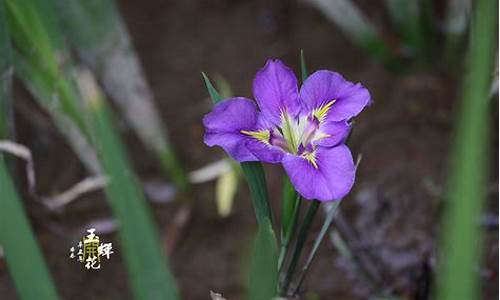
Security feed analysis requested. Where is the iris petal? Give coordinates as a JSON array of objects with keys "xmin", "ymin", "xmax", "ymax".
[
  {"xmin": 282, "ymin": 145, "xmax": 355, "ymax": 201},
  {"xmin": 253, "ymin": 59, "xmax": 301, "ymax": 125},
  {"xmin": 203, "ymin": 97, "xmax": 259, "ymax": 162},
  {"xmin": 246, "ymin": 139, "xmax": 285, "ymax": 163},
  {"xmin": 300, "ymin": 70, "xmax": 371, "ymax": 122},
  {"xmin": 313, "ymin": 121, "xmax": 350, "ymax": 147}
]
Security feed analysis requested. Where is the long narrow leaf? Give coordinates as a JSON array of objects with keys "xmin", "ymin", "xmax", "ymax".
[
  {"xmin": 0, "ymin": 5, "xmax": 59, "ymax": 298},
  {"xmin": 0, "ymin": 156, "xmax": 60, "ymax": 300},
  {"xmin": 247, "ymin": 218, "xmax": 278, "ymax": 300},
  {"xmin": 291, "ymin": 200, "xmax": 341, "ymax": 294},
  {"xmin": 6, "ymin": 0, "xmax": 86, "ymax": 132},
  {"xmin": 281, "ymin": 200, "xmax": 320, "ymax": 294},
  {"xmin": 280, "ymin": 176, "xmax": 298, "ymax": 244},
  {"xmin": 12, "ymin": 52, "xmax": 101, "ymax": 173},
  {"xmin": 79, "ymin": 70, "xmax": 179, "ymax": 300},
  {"xmin": 278, "ymin": 176, "xmax": 300, "ymax": 270},
  {"xmin": 54, "ymin": 0, "xmax": 188, "ymax": 190},
  {"xmin": 6, "ymin": 0, "xmax": 101, "ymax": 174},
  {"xmin": 436, "ymin": 1, "xmax": 497, "ymax": 299},
  {"xmin": 0, "ymin": 0, "xmax": 13, "ymax": 139}
]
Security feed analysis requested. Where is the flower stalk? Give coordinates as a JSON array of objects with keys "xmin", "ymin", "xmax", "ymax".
[
  {"xmin": 280, "ymin": 200, "xmax": 320, "ymax": 295},
  {"xmin": 291, "ymin": 199, "xmax": 342, "ymax": 295},
  {"xmin": 278, "ymin": 194, "xmax": 302, "ymax": 271}
]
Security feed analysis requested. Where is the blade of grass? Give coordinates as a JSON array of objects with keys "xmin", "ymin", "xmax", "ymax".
[
  {"xmin": 247, "ymin": 217, "xmax": 278, "ymax": 300},
  {"xmin": 6, "ymin": 0, "xmax": 86, "ymax": 132},
  {"xmin": 12, "ymin": 52, "xmax": 101, "ymax": 173},
  {"xmin": 0, "ymin": 0, "xmax": 13, "ymax": 139},
  {"xmin": 0, "ymin": 8, "xmax": 58, "ymax": 299},
  {"xmin": 0, "ymin": 156, "xmax": 60, "ymax": 300},
  {"xmin": 54, "ymin": 0, "xmax": 188, "ymax": 190},
  {"xmin": 436, "ymin": 1, "xmax": 497, "ymax": 300},
  {"xmin": 6, "ymin": 0, "xmax": 101, "ymax": 174},
  {"xmin": 202, "ymin": 72, "xmax": 274, "ymax": 226},
  {"xmin": 79, "ymin": 70, "xmax": 179, "ymax": 300}
]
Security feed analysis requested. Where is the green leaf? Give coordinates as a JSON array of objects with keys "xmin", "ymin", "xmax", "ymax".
[
  {"xmin": 300, "ymin": 49, "xmax": 308, "ymax": 83},
  {"xmin": 436, "ymin": 1, "xmax": 497, "ymax": 300},
  {"xmin": 82, "ymin": 73, "xmax": 179, "ymax": 300},
  {"xmin": 54, "ymin": 0, "xmax": 188, "ymax": 190},
  {"xmin": 280, "ymin": 175, "xmax": 298, "ymax": 242},
  {"xmin": 202, "ymin": 72, "xmax": 223, "ymax": 104},
  {"xmin": 7, "ymin": 0, "xmax": 88, "ymax": 134},
  {"xmin": 6, "ymin": 0, "xmax": 100, "ymax": 173},
  {"xmin": 51, "ymin": 0, "xmax": 116, "ymax": 50},
  {"xmin": 281, "ymin": 200, "xmax": 320, "ymax": 294},
  {"xmin": 0, "ymin": 1, "xmax": 12, "ymax": 139},
  {"xmin": 0, "ymin": 157, "xmax": 60, "ymax": 300},
  {"xmin": 0, "ymin": 9, "xmax": 59, "ymax": 297},
  {"xmin": 241, "ymin": 162, "xmax": 274, "ymax": 225},
  {"xmin": 247, "ymin": 218, "xmax": 278, "ymax": 300},
  {"xmin": 292, "ymin": 200, "xmax": 341, "ymax": 293}
]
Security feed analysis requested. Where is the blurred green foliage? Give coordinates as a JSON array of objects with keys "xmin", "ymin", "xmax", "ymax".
[{"xmin": 436, "ymin": 1, "xmax": 498, "ymax": 300}]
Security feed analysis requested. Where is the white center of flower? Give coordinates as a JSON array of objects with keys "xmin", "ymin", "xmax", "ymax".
[{"xmin": 241, "ymin": 100, "xmax": 336, "ymax": 168}]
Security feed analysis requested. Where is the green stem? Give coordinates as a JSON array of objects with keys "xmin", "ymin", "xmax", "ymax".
[
  {"xmin": 436, "ymin": 1, "xmax": 497, "ymax": 300},
  {"xmin": 278, "ymin": 195, "xmax": 302, "ymax": 271},
  {"xmin": 280, "ymin": 200, "xmax": 320, "ymax": 295},
  {"xmin": 241, "ymin": 162, "xmax": 274, "ymax": 226},
  {"xmin": 291, "ymin": 200, "xmax": 341, "ymax": 295}
]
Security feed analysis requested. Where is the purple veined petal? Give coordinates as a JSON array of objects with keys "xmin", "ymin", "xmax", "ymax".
[
  {"xmin": 282, "ymin": 144, "xmax": 355, "ymax": 201},
  {"xmin": 313, "ymin": 121, "xmax": 351, "ymax": 147},
  {"xmin": 255, "ymin": 112, "xmax": 275, "ymax": 130},
  {"xmin": 203, "ymin": 97, "xmax": 259, "ymax": 162},
  {"xmin": 300, "ymin": 70, "xmax": 371, "ymax": 122},
  {"xmin": 252, "ymin": 59, "xmax": 301, "ymax": 125},
  {"xmin": 245, "ymin": 138, "xmax": 285, "ymax": 163}
]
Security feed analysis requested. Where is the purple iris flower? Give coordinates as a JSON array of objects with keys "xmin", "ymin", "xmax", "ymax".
[{"xmin": 203, "ymin": 59, "xmax": 371, "ymax": 201}]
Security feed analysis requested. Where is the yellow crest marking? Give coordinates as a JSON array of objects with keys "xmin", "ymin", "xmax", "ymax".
[
  {"xmin": 301, "ymin": 151, "xmax": 319, "ymax": 169},
  {"xmin": 241, "ymin": 129, "xmax": 270, "ymax": 144},
  {"xmin": 313, "ymin": 99, "xmax": 336, "ymax": 123}
]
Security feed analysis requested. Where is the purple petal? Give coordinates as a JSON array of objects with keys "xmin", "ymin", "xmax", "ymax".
[
  {"xmin": 246, "ymin": 139, "xmax": 285, "ymax": 163},
  {"xmin": 253, "ymin": 59, "xmax": 301, "ymax": 125},
  {"xmin": 300, "ymin": 70, "xmax": 371, "ymax": 121},
  {"xmin": 203, "ymin": 97, "xmax": 258, "ymax": 162},
  {"xmin": 314, "ymin": 121, "xmax": 351, "ymax": 147},
  {"xmin": 282, "ymin": 145, "xmax": 355, "ymax": 201}
]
